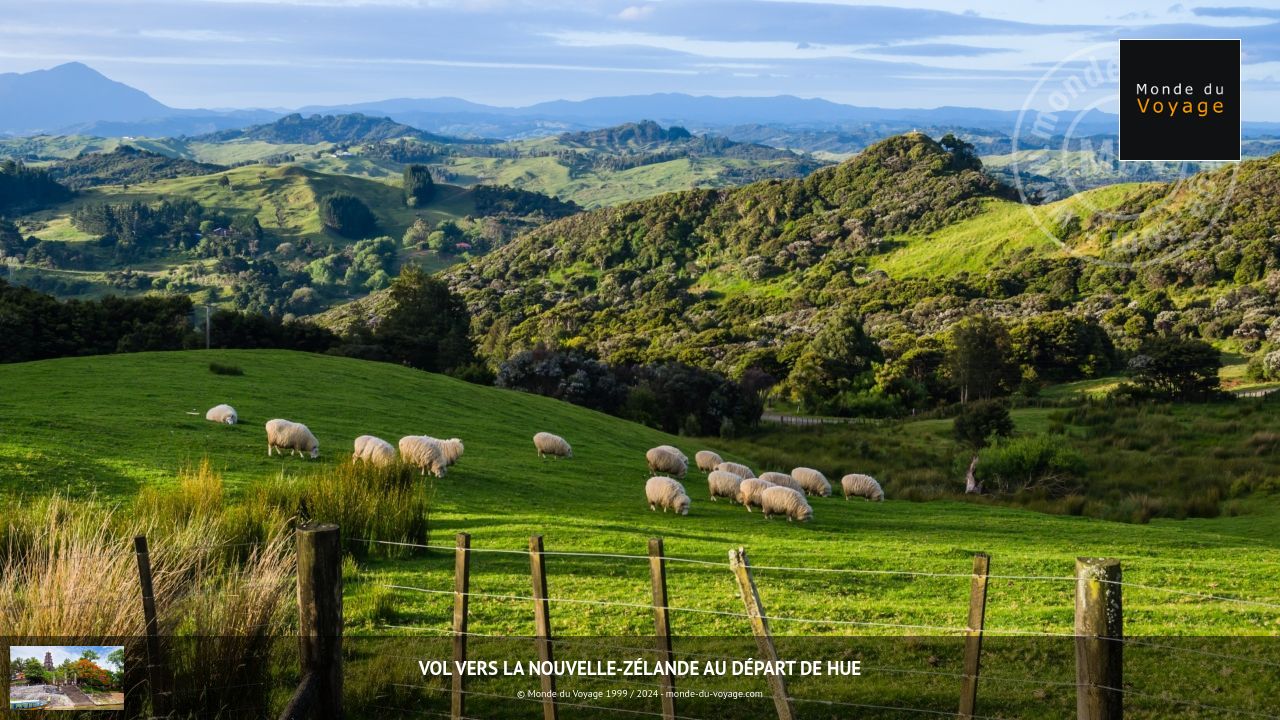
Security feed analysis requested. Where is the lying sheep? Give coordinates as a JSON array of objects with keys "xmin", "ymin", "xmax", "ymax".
[
  {"xmin": 760, "ymin": 486, "xmax": 813, "ymax": 522},
  {"xmin": 533, "ymin": 432, "xmax": 573, "ymax": 459},
  {"xmin": 206, "ymin": 404, "xmax": 238, "ymax": 425},
  {"xmin": 759, "ymin": 471, "xmax": 804, "ymax": 493},
  {"xmin": 265, "ymin": 419, "xmax": 319, "ymax": 459},
  {"xmin": 695, "ymin": 450, "xmax": 723, "ymax": 473},
  {"xmin": 791, "ymin": 467, "xmax": 832, "ymax": 497},
  {"xmin": 841, "ymin": 473, "xmax": 884, "ymax": 502},
  {"xmin": 707, "ymin": 470, "xmax": 743, "ymax": 503},
  {"xmin": 399, "ymin": 435, "xmax": 449, "ymax": 477},
  {"xmin": 716, "ymin": 461, "xmax": 756, "ymax": 479},
  {"xmin": 647, "ymin": 446, "xmax": 688, "ymax": 478},
  {"xmin": 439, "ymin": 438, "xmax": 465, "ymax": 466},
  {"xmin": 353, "ymin": 435, "xmax": 396, "ymax": 467},
  {"xmin": 737, "ymin": 477, "xmax": 776, "ymax": 512},
  {"xmin": 645, "ymin": 476, "xmax": 691, "ymax": 516}
]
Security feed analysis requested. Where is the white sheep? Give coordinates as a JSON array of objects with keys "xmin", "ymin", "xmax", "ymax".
[
  {"xmin": 205, "ymin": 404, "xmax": 238, "ymax": 425},
  {"xmin": 695, "ymin": 450, "xmax": 723, "ymax": 473},
  {"xmin": 353, "ymin": 435, "xmax": 396, "ymax": 467},
  {"xmin": 645, "ymin": 476, "xmax": 691, "ymax": 515},
  {"xmin": 737, "ymin": 477, "xmax": 776, "ymax": 512},
  {"xmin": 716, "ymin": 461, "xmax": 755, "ymax": 479},
  {"xmin": 759, "ymin": 471, "xmax": 804, "ymax": 493},
  {"xmin": 533, "ymin": 432, "xmax": 573, "ymax": 459},
  {"xmin": 841, "ymin": 473, "xmax": 884, "ymax": 502},
  {"xmin": 707, "ymin": 470, "xmax": 743, "ymax": 503},
  {"xmin": 399, "ymin": 435, "xmax": 449, "ymax": 477},
  {"xmin": 439, "ymin": 438, "xmax": 465, "ymax": 466},
  {"xmin": 265, "ymin": 419, "xmax": 319, "ymax": 459},
  {"xmin": 656, "ymin": 445, "xmax": 689, "ymax": 463},
  {"xmin": 760, "ymin": 486, "xmax": 813, "ymax": 522},
  {"xmin": 646, "ymin": 446, "xmax": 688, "ymax": 478},
  {"xmin": 791, "ymin": 467, "xmax": 832, "ymax": 497}
]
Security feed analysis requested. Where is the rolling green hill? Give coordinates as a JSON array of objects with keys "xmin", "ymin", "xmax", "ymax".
[{"xmin": 1, "ymin": 348, "xmax": 1278, "ymax": 645}]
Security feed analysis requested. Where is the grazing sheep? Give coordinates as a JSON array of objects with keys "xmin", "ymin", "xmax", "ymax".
[
  {"xmin": 353, "ymin": 435, "xmax": 396, "ymax": 467},
  {"xmin": 737, "ymin": 477, "xmax": 776, "ymax": 512},
  {"xmin": 695, "ymin": 450, "xmax": 724, "ymax": 473},
  {"xmin": 646, "ymin": 446, "xmax": 688, "ymax": 478},
  {"xmin": 439, "ymin": 438, "xmax": 465, "ymax": 466},
  {"xmin": 265, "ymin": 419, "xmax": 319, "ymax": 459},
  {"xmin": 707, "ymin": 470, "xmax": 743, "ymax": 503},
  {"xmin": 399, "ymin": 435, "xmax": 449, "ymax": 477},
  {"xmin": 645, "ymin": 476, "xmax": 691, "ymax": 515},
  {"xmin": 841, "ymin": 474, "xmax": 884, "ymax": 502},
  {"xmin": 760, "ymin": 486, "xmax": 814, "ymax": 522},
  {"xmin": 533, "ymin": 432, "xmax": 573, "ymax": 459},
  {"xmin": 759, "ymin": 471, "xmax": 804, "ymax": 493},
  {"xmin": 656, "ymin": 445, "xmax": 689, "ymax": 463},
  {"xmin": 791, "ymin": 467, "xmax": 832, "ymax": 497},
  {"xmin": 206, "ymin": 404, "xmax": 238, "ymax": 425},
  {"xmin": 716, "ymin": 461, "xmax": 756, "ymax": 479}
]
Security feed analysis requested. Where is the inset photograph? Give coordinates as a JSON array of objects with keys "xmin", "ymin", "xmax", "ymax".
[{"xmin": 8, "ymin": 646, "xmax": 124, "ymax": 711}]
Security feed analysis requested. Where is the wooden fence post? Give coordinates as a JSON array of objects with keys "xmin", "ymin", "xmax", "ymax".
[
  {"xmin": 296, "ymin": 523, "xmax": 343, "ymax": 720},
  {"xmin": 452, "ymin": 533, "xmax": 471, "ymax": 720},
  {"xmin": 529, "ymin": 535, "xmax": 558, "ymax": 720},
  {"xmin": 648, "ymin": 538, "xmax": 677, "ymax": 720},
  {"xmin": 1075, "ymin": 558, "xmax": 1122, "ymax": 720},
  {"xmin": 134, "ymin": 535, "xmax": 169, "ymax": 717},
  {"xmin": 729, "ymin": 547, "xmax": 795, "ymax": 720},
  {"xmin": 958, "ymin": 552, "xmax": 990, "ymax": 719}
]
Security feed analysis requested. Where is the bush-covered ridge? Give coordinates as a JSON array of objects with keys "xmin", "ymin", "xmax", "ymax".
[
  {"xmin": 196, "ymin": 113, "xmax": 472, "ymax": 145},
  {"xmin": 49, "ymin": 145, "xmax": 225, "ymax": 189}
]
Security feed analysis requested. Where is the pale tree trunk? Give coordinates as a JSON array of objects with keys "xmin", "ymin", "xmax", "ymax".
[{"xmin": 964, "ymin": 453, "xmax": 982, "ymax": 494}]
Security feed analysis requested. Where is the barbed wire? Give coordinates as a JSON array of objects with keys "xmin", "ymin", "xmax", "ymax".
[{"xmin": 350, "ymin": 538, "xmax": 728, "ymax": 567}]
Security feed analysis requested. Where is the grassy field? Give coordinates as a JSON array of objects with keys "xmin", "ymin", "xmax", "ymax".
[{"xmin": 1, "ymin": 349, "xmax": 1278, "ymax": 643}]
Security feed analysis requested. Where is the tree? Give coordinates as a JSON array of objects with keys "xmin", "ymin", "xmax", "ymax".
[
  {"xmin": 318, "ymin": 192, "xmax": 377, "ymax": 239},
  {"xmin": 1127, "ymin": 336, "xmax": 1221, "ymax": 401},
  {"xmin": 107, "ymin": 648, "xmax": 125, "ymax": 671},
  {"xmin": 944, "ymin": 314, "xmax": 1020, "ymax": 403},
  {"xmin": 373, "ymin": 265, "xmax": 476, "ymax": 372},
  {"xmin": 787, "ymin": 307, "xmax": 881, "ymax": 412},
  {"xmin": 81, "ymin": 649, "xmax": 99, "ymax": 661},
  {"xmin": 953, "ymin": 399, "xmax": 1014, "ymax": 493},
  {"xmin": 403, "ymin": 164, "xmax": 435, "ymax": 206}
]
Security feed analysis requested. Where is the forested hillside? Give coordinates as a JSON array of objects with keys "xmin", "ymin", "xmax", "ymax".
[
  {"xmin": 447, "ymin": 132, "xmax": 1280, "ymax": 414},
  {"xmin": 49, "ymin": 146, "xmax": 225, "ymax": 189}
]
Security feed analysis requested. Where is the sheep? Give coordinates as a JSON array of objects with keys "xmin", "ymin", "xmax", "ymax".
[
  {"xmin": 399, "ymin": 435, "xmax": 449, "ymax": 477},
  {"xmin": 841, "ymin": 473, "xmax": 884, "ymax": 502},
  {"xmin": 646, "ymin": 446, "xmax": 688, "ymax": 478},
  {"xmin": 656, "ymin": 445, "xmax": 689, "ymax": 463},
  {"xmin": 353, "ymin": 435, "xmax": 396, "ymax": 467},
  {"xmin": 439, "ymin": 438, "xmax": 465, "ymax": 466},
  {"xmin": 533, "ymin": 432, "xmax": 573, "ymax": 459},
  {"xmin": 205, "ymin": 404, "xmax": 238, "ymax": 425},
  {"xmin": 737, "ymin": 477, "xmax": 776, "ymax": 512},
  {"xmin": 645, "ymin": 476, "xmax": 691, "ymax": 515},
  {"xmin": 760, "ymin": 486, "xmax": 813, "ymax": 522},
  {"xmin": 759, "ymin": 471, "xmax": 804, "ymax": 493},
  {"xmin": 695, "ymin": 450, "xmax": 723, "ymax": 473},
  {"xmin": 265, "ymin": 419, "xmax": 319, "ymax": 459},
  {"xmin": 791, "ymin": 467, "xmax": 832, "ymax": 497},
  {"xmin": 707, "ymin": 470, "xmax": 743, "ymax": 503},
  {"xmin": 716, "ymin": 461, "xmax": 756, "ymax": 479}
]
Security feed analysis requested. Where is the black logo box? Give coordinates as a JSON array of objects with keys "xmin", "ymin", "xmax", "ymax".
[{"xmin": 1119, "ymin": 39, "xmax": 1241, "ymax": 162}]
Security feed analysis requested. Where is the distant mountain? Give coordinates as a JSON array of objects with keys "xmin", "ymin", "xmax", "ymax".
[
  {"xmin": 0, "ymin": 63, "xmax": 173, "ymax": 134},
  {"xmin": 61, "ymin": 110, "xmax": 283, "ymax": 139},
  {"xmin": 195, "ymin": 113, "xmax": 471, "ymax": 145},
  {"xmin": 560, "ymin": 120, "xmax": 694, "ymax": 148}
]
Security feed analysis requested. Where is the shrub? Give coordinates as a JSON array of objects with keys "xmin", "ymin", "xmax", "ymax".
[
  {"xmin": 971, "ymin": 435, "xmax": 1087, "ymax": 496},
  {"xmin": 318, "ymin": 191, "xmax": 378, "ymax": 239}
]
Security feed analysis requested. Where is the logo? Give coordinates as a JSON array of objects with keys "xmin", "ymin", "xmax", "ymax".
[{"xmin": 1120, "ymin": 39, "xmax": 1241, "ymax": 161}]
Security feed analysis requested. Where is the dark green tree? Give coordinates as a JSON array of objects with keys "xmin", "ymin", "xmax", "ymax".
[
  {"xmin": 953, "ymin": 399, "xmax": 1014, "ymax": 493},
  {"xmin": 945, "ymin": 314, "xmax": 1020, "ymax": 403},
  {"xmin": 1128, "ymin": 336, "xmax": 1221, "ymax": 401},
  {"xmin": 318, "ymin": 192, "xmax": 377, "ymax": 239},
  {"xmin": 373, "ymin": 265, "xmax": 476, "ymax": 372},
  {"xmin": 787, "ymin": 307, "xmax": 881, "ymax": 412},
  {"xmin": 402, "ymin": 164, "xmax": 434, "ymax": 207}
]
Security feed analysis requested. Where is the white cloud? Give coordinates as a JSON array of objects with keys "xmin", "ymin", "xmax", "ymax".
[{"xmin": 618, "ymin": 5, "xmax": 653, "ymax": 21}]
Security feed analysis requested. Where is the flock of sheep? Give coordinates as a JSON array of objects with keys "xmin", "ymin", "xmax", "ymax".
[
  {"xmin": 641, "ymin": 446, "xmax": 883, "ymax": 523},
  {"xmin": 203, "ymin": 407, "xmax": 882, "ymax": 524}
]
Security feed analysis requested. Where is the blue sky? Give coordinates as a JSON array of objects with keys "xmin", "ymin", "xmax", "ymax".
[
  {"xmin": 1, "ymin": 1, "xmax": 1278, "ymax": 117},
  {"xmin": 10, "ymin": 646, "xmax": 124, "ymax": 672}
]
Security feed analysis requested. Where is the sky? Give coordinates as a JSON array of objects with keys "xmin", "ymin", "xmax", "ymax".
[
  {"xmin": 10, "ymin": 646, "xmax": 124, "ymax": 672},
  {"xmin": 0, "ymin": 0, "xmax": 1279, "ymax": 117}
]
